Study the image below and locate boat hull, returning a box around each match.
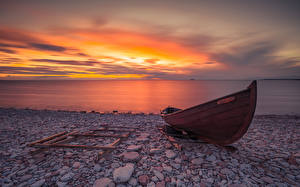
[162,81,257,145]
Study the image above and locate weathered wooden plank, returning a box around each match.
[101,125,139,129]
[92,128,135,132]
[72,133,129,138]
[33,143,116,150]
[110,138,121,146]
[97,138,122,160]
[53,137,75,145]
[28,131,67,146]
[46,131,79,144]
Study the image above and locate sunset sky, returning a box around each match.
[0,0,299,80]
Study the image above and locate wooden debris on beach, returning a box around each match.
[27,125,137,158]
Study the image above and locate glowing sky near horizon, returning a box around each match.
[0,0,299,79]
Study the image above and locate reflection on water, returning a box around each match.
[0,80,299,114]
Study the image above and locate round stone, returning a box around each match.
[123,152,140,162]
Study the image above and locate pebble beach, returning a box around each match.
[0,108,299,187]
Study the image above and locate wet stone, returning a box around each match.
[150,148,162,154]
[156,181,166,187]
[128,178,138,186]
[113,163,135,183]
[136,137,149,141]
[20,174,32,182]
[206,155,216,162]
[163,166,172,173]
[138,175,149,185]
[61,173,74,182]
[93,178,115,187]
[111,163,120,168]
[153,170,164,180]
[140,133,150,138]
[152,176,158,182]
[165,150,177,159]
[147,182,155,187]
[72,161,81,169]
[261,176,273,184]
[56,181,67,187]
[123,152,140,162]
[191,158,203,165]
[127,145,142,151]
[31,179,45,187]
[94,164,101,172]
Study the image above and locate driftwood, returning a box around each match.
[28,131,68,146]
[28,124,139,158]
[33,143,116,149]
[97,138,122,159]
[46,131,79,144]
[72,133,129,138]
[91,128,135,132]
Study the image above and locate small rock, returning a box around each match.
[56,182,67,187]
[156,181,165,187]
[20,174,32,182]
[165,150,177,159]
[261,176,273,184]
[140,133,150,138]
[31,179,45,187]
[163,166,172,173]
[176,179,184,187]
[165,143,172,149]
[123,152,140,162]
[150,148,162,154]
[177,175,185,180]
[61,173,74,182]
[206,155,216,162]
[136,137,149,141]
[165,177,171,183]
[191,158,203,165]
[192,176,200,182]
[93,178,115,187]
[113,163,135,183]
[72,161,81,169]
[128,178,138,186]
[228,184,247,187]
[152,166,163,172]
[111,163,120,168]
[170,163,181,169]
[174,158,182,163]
[147,182,155,187]
[18,182,27,187]
[151,176,158,182]
[221,168,234,176]
[138,175,149,185]
[94,164,101,172]
[153,170,164,180]
[127,145,142,151]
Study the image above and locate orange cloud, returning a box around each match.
[0,26,224,79]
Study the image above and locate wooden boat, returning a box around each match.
[161,80,257,145]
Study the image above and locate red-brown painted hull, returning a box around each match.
[162,80,257,145]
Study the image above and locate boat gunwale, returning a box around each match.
[162,82,253,118]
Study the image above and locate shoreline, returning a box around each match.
[1,107,300,118]
[0,108,299,186]
[0,107,159,115]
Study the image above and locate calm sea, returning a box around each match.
[0,80,299,115]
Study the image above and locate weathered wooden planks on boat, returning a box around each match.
[161,80,257,145]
